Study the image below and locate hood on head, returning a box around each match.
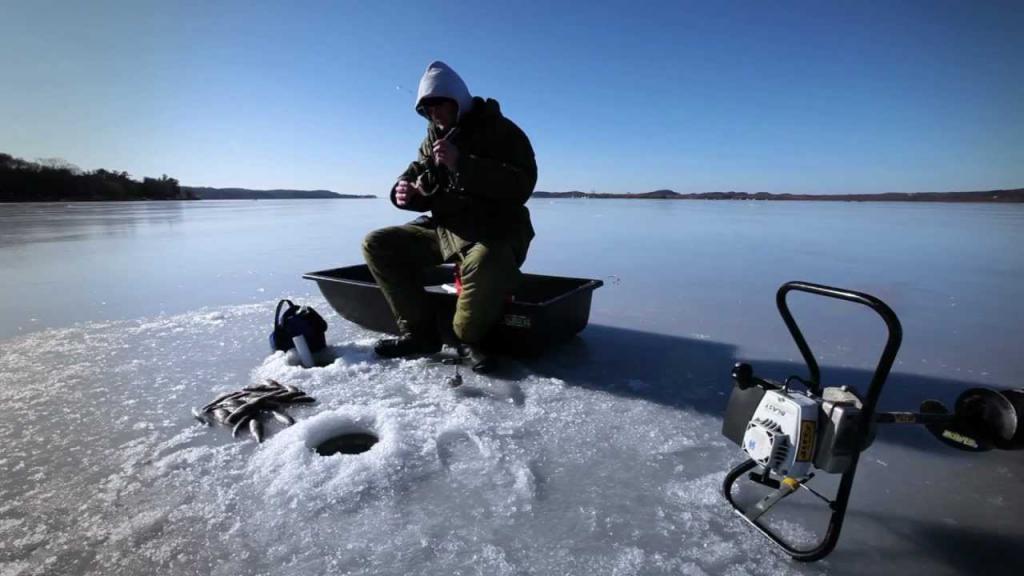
[415,61,473,122]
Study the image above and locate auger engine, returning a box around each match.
[721,282,1023,562]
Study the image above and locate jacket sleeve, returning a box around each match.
[390,136,437,213]
[455,120,537,204]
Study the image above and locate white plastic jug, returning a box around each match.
[292,334,316,368]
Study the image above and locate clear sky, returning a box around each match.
[2,0,1022,195]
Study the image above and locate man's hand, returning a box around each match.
[394,180,425,206]
[432,139,459,172]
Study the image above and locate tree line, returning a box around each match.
[0,153,196,202]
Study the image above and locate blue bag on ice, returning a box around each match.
[269,299,328,353]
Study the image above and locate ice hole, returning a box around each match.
[314,431,379,456]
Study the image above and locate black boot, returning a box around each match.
[374,333,441,358]
[465,345,496,374]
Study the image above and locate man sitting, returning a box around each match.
[362,61,537,373]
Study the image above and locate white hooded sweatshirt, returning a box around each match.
[415,61,474,121]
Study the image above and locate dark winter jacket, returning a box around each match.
[391,62,537,265]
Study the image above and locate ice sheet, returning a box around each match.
[2,266,1022,576]
[0,301,824,576]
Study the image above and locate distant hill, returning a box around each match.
[533,188,1024,202]
[185,187,375,200]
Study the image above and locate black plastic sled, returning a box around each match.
[304,264,603,356]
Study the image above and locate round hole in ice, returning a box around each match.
[314,431,379,456]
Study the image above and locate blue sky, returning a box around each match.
[2,0,1022,194]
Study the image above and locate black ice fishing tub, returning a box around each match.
[303,264,603,356]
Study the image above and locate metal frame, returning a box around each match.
[722,281,903,562]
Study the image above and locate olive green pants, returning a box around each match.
[362,224,521,344]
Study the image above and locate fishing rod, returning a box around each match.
[416,126,461,196]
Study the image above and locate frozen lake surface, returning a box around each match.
[1,199,1022,575]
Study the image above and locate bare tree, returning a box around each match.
[35,157,81,174]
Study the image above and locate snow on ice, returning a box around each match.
[0,300,820,576]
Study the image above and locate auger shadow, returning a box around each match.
[775,500,1024,576]
[518,323,1013,454]
[512,323,1023,573]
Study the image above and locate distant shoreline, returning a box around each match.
[533,188,1024,203]
[184,187,376,200]
[3,150,1018,203]
[0,153,379,202]
[0,192,376,202]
